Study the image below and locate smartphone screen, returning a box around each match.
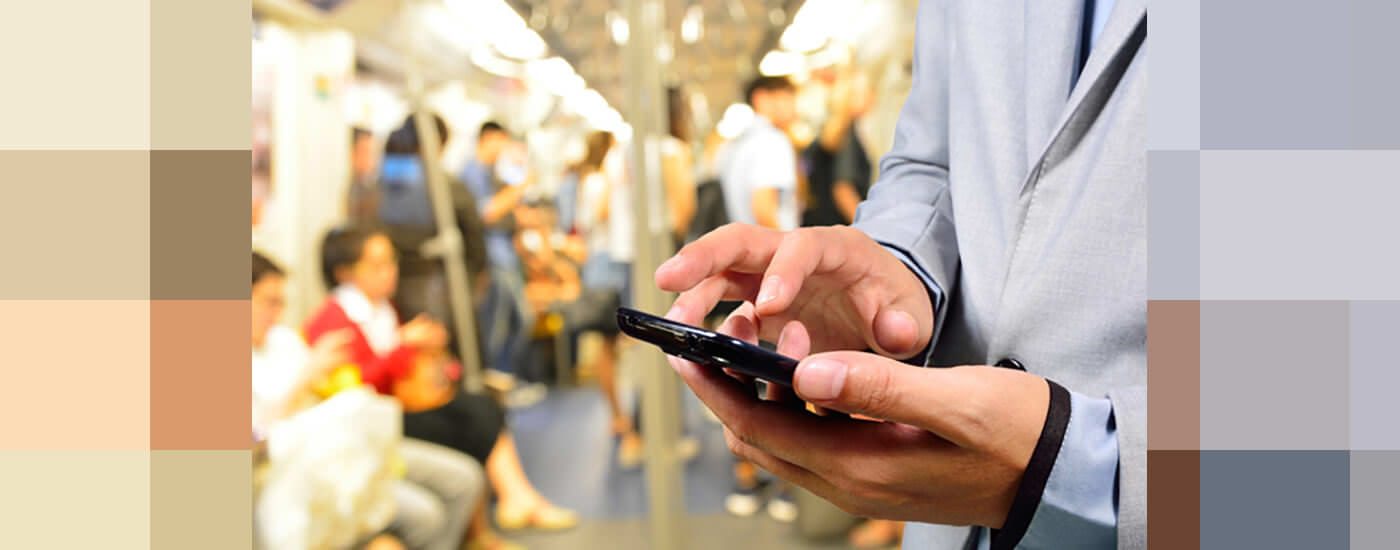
[616,307,799,387]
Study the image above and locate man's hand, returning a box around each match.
[672,339,1050,527]
[656,224,933,357]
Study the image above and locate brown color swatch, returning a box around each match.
[150,300,250,450]
[151,450,250,550]
[1147,450,1200,549]
[0,301,149,449]
[151,150,250,299]
[1148,300,1200,450]
[150,0,249,149]
[0,450,149,548]
[0,151,150,299]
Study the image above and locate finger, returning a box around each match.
[655,224,783,292]
[716,303,760,344]
[766,321,810,406]
[720,427,844,501]
[871,300,927,359]
[671,353,848,474]
[666,272,762,327]
[755,228,840,316]
[791,351,1005,448]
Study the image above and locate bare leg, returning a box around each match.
[596,335,628,434]
[485,432,544,508]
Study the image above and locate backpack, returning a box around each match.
[686,177,730,243]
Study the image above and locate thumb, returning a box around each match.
[792,351,979,446]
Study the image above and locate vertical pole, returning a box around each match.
[623,0,686,548]
[407,64,484,393]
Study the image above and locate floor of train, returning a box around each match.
[504,362,858,550]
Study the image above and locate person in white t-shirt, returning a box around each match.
[721,76,801,231]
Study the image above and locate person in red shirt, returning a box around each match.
[306,224,577,539]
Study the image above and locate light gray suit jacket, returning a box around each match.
[851,0,1146,548]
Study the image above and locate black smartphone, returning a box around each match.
[616,307,798,387]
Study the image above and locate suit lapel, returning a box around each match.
[1021,0,1147,193]
[1022,0,1083,168]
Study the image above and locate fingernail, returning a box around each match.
[665,303,684,319]
[796,359,846,401]
[757,276,782,306]
[657,255,685,274]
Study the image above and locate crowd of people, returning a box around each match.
[253,70,906,550]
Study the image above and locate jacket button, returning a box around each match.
[995,358,1025,370]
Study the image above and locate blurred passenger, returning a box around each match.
[573,131,646,466]
[347,127,382,223]
[661,87,697,245]
[801,73,874,226]
[721,76,800,230]
[461,121,537,386]
[252,252,486,550]
[304,226,578,542]
[375,114,490,364]
[716,76,803,522]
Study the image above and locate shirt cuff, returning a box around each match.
[878,243,944,366]
[992,384,1119,550]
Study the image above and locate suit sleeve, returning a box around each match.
[851,0,958,355]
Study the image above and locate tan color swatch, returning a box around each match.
[0,450,149,548]
[151,0,249,149]
[0,151,150,299]
[1148,300,1200,450]
[150,300,250,450]
[0,2,149,149]
[0,301,150,449]
[151,450,251,550]
[151,150,250,299]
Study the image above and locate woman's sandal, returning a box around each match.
[495,503,580,531]
[462,533,525,550]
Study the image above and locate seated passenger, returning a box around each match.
[252,252,485,550]
[304,225,578,537]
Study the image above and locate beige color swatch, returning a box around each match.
[0,2,150,149]
[151,0,250,149]
[0,151,150,299]
[0,450,149,548]
[151,450,251,550]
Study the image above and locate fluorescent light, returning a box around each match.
[608,11,630,45]
[759,50,803,76]
[681,5,703,44]
[446,0,549,60]
[526,57,585,96]
[715,103,754,139]
[778,0,863,53]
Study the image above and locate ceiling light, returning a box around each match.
[608,11,630,45]
[758,50,803,76]
[681,5,704,44]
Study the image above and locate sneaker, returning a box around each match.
[675,436,701,463]
[766,489,798,523]
[725,479,770,517]
[503,382,547,409]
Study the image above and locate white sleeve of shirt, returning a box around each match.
[745,133,797,191]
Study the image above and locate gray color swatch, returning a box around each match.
[1200,301,1348,450]
[1200,451,1349,549]
[1148,151,1200,300]
[1200,150,1400,300]
[1349,302,1400,450]
[1147,0,1199,150]
[1202,0,1400,149]
[1350,451,1400,549]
